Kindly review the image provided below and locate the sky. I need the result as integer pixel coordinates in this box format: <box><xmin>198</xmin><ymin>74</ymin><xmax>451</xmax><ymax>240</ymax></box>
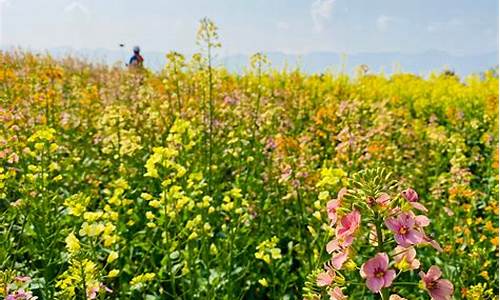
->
<box><xmin>0</xmin><ymin>0</ymin><xmax>498</xmax><ymax>56</ymax></box>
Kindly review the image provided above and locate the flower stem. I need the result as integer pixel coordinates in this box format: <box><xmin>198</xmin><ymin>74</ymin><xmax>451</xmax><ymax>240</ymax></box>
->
<box><xmin>380</xmin><ymin>289</ymin><xmax>389</xmax><ymax>300</ymax></box>
<box><xmin>394</xmin><ymin>281</ymin><xmax>419</xmax><ymax>286</ymax></box>
<box><xmin>375</xmin><ymin>214</ymin><xmax>384</xmax><ymax>252</ymax></box>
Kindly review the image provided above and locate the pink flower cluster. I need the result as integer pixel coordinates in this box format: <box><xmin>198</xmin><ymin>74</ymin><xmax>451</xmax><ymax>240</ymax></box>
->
<box><xmin>5</xmin><ymin>276</ymin><xmax>37</xmax><ymax>300</ymax></box>
<box><xmin>6</xmin><ymin>290</ymin><xmax>37</xmax><ymax>300</ymax></box>
<box><xmin>87</xmin><ymin>283</ymin><xmax>113</xmax><ymax>299</ymax></box>
<box><xmin>315</xmin><ymin>187</ymin><xmax>454</xmax><ymax>300</ymax></box>
<box><xmin>325</xmin><ymin>188</ymin><xmax>360</xmax><ymax>269</ymax></box>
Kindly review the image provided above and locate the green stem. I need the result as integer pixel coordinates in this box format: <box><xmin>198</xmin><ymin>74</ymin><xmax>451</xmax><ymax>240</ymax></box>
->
<box><xmin>380</xmin><ymin>289</ymin><xmax>389</xmax><ymax>300</ymax></box>
<box><xmin>394</xmin><ymin>282</ymin><xmax>419</xmax><ymax>286</ymax></box>
<box><xmin>207</xmin><ymin>43</ymin><xmax>213</xmax><ymax>194</ymax></box>
<box><xmin>375</xmin><ymin>214</ymin><xmax>384</xmax><ymax>252</ymax></box>
<box><xmin>374</xmin><ymin>215</ymin><xmax>389</xmax><ymax>300</ymax></box>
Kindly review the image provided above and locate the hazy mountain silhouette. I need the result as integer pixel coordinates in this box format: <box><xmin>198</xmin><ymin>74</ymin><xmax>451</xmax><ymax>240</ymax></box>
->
<box><xmin>2</xmin><ymin>46</ymin><xmax>497</xmax><ymax>76</ymax></box>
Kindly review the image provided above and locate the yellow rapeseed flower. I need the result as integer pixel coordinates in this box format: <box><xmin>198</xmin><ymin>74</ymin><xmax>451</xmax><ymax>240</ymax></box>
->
<box><xmin>107</xmin><ymin>251</ymin><xmax>119</xmax><ymax>263</ymax></box>
<box><xmin>65</xmin><ymin>232</ymin><xmax>80</xmax><ymax>254</ymax></box>
<box><xmin>108</xmin><ymin>269</ymin><xmax>119</xmax><ymax>277</ymax></box>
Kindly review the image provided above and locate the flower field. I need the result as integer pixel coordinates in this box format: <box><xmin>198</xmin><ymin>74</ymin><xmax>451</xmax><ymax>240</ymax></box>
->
<box><xmin>0</xmin><ymin>24</ymin><xmax>498</xmax><ymax>300</ymax></box>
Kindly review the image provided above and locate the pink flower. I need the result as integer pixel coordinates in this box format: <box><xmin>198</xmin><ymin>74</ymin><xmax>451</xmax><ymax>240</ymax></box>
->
<box><xmin>326</xmin><ymin>209</ymin><xmax>360</xmax><ymax>254</ymax></box>
<box><xmin>327</xmin><ymin>200</ymin><xmax>341</xmax><ymax>224</ymax></box>
<box><xmin>87</xmin><ymin>284</ymin><xmax>112</xmax><ymax>300</ymax></box>
<box><xmin>375</xmin><ymin>193</ymin><xmax>390</xmax><ymax>206</ymax></box>
<box><xmin>326</xmin><ymin>188</ymin><xmax>347</xmax><ymax>225</ymax></box>
<box><xmin>414</xmin><ymin>215</ymin><xmax>430</xmax><ymax>227</ymax></box>
<box><xmin>326</xmin><ymin>235</ymin><xmax>353</xmax><ymax>254</ymax></box>
<box><xmin>316</xmin><ymin>262</ymin><xmax>336</xmax><ymax>287</ymax></box>
<box><xmin>331</xmin><ymin>250</ymin><xmax>349</xmax><ymax>270</ymax></box>
<box><xmin>385</xmin><ymin>213</ymin><xmax>424</xmax><ymax>247</ymax></box>
<box><xmin>87</xmin><ymin>286</ymin><xmax>99</xmax><ymax>300</ymax></box>
<box><xmin>14</xmin><ymin>276</ymin><xmax>31</xmax><ymax>283</ymax></box>
<box><xmin>336</xmin><ymin>210</ymin><xmax>361</xmax><ymax>238</ymax></box>
<box><xmin>360</xmin><ymin>253</ymin><xmax>396</xmax><ymax>293</ymax></box>
<box><xmin>419</xmin><ymin>266</ymin><xmax>454</xmax><ymax>300</ymax></box>
<box><xmin>410</xmin><ymin>202</ymin><xmax>428</xmax><ymax>212</ymax></box>
<box><xmin>102</xmin><ymin>284</ymin><xmax>112</xmax><ymax>293</ymax></box>
<box><xmin>316</xmin><ymin>272</ymin><xmax>334</xmax><ymax>287</ymax></box>
<box><xmin>402</xmin><ymin>188</ymin><xmax>428</xmax><ymax>212</ymax></box>
<box><xmin>6</xmin><ymin>290</ymin><xmax>37</xmax><ymax>300</ymax></box>
<box><xmin>393</xmin><ymin>246</ymin><xmax>420</xmax><ymax>270</ymax></box>
<box><xmin>402</xmin><ymin>188</ymin><xmax>418</xmax><ymax>202</ymax></box>
<box><xmin>329</xmin><ymin>287</ymin><xmax>347</xmax><ymax>300</ymax></box>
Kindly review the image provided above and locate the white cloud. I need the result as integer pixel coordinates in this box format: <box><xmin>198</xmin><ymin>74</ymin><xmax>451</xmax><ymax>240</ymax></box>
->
<box><xmin>311</xmin><ymin>0</ymin><xmax>335</xmax><ymax>32</ymax></box>
<box><xmin>376</xmin><ymin>15</ymin><xmax>397</xmax><ymax>32</ymax></box>
<box><xmin>276</xmin><ymin>21</ymin><xmax>290</xmax><ymax>30</ymax></box>
<box><xmin>64</xmin><ymin>1</ymin><xmax>90</xmax><ymax>15</ymax></box>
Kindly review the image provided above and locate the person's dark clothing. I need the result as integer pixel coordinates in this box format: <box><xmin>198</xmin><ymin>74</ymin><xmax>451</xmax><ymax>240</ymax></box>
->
<box><xmin>129</xmin><ymin>54</ymin><xmax>144</xmax><ymax>67</ymax></box>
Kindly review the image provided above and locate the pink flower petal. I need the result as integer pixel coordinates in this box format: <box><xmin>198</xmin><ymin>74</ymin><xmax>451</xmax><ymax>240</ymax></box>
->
<box><xmin>402</xmin><ymin>188</ymin><xmax>418</xmax><ymax>202</ymax></box>
<box><xmin>383</xmin><ymin>269</ymin><xmax>396</xmax><ymax>287</ymax></box>
<box><xmin>393</xmin><ymin>246</ymin><xmax>419</xmax><ymax>270</ymax></box>
<box><xmin>376</xmin><ymin>193</ymin><xmax>390</xmax><ymax>205</ymax></box>
<box><xmin>410</xmin><ymin>259</ymin><xmax>421</xmax><ymax>269</ymax></box>
<box><xmin>411</xmin><ymin>202</ymin><xmax>428</xmax><ymax>212</ymax></box>
<box><xmin>395</xmin><ymin>234</ymin><xmax>411</xmax><ymax>247</ymax></box>
<box><xmin>366</xmin><ymin>277</ymin><xmax>384</xmax><ymax>293</ymax></box>
<box><xmin>400</xmin><ymin>213</ymin><xmax>415</xmax><ymax>228</ymax></box>
<box><xmin>326</xmin><ymin>240</ymin><xmax>339</xmax><ymax>254</ymax></box>
<box><xmin>385</xmin><ymin>218</ymin><xmax>400</xmax><ymax>232</ymax></box>
<box><xmin>377</xmin><ymin>252</ymin><xmax>389</xmax><ymax>268</ymax></box>
<box><xmin>337</xmin><ymin>188</ymin><xmax>347</xmax><ymax>200</ymax></box>
<box><xmin>360</xmin><ymin>263</ymin><xmax>367</xmax><ymax>278</ymax></box>
<box><xmin>316</xmin><ymin>272</ymin><xmax>333</xmax><ymax>287</ymax></box>
<box><xmin>329</xmin><ymin>287</ymin><xmax>347</xmax><ymax>300</ymax></box>
<box><xmin>406</xmin><ymin>229</ymin><xmax>424</xmax><ymax>244</ymax></box>
<box><xmin>393</xmin><ymin>246</ymin><xmax>406</xmax><ymax>262</ymax></box>
<box><xmin>430</xmin><ymin>279</ymin><xmax>454</xmax><ymax>300</ymax></box>
<box><xmin>331</xmin><ymin>251</ymin><xmax>348</xmax><ymax>269</ymax></box>
<box><xmin>406</xmin><ymin>247</ymin><xmax>417</xmax><ymax>261</ymax></box>
<box><xmin>337</xmin><ymin>210</ymin><xmax>361</xmax><ymax>237</ymax></box>
<box><xmin>415</xmin><ymin>215</ymin><xmax>430</xmax><ymax>227</ymax></box>
<box><xmin>423</xmin><ymin>236</ymin><xmax>443</xmax><ymax>252</ymax></box>
<box><xmin>327</xmin><ymin>199</ymin><xmax>340</xmax><ymax>221</ymax></box>
<box><xmin>426</xmin><ymin>265</ymin><xmax>443</xmax><ymax>281</ymax></box>
<box><xmin>342</xmin><ymin>235</ymin><xmax>354</xmax><ymax>248</ymax></box>
<box><xmin>361</xmin><ymin>260</ymin><xmax>376</xmax><ymax>277</ymax></box>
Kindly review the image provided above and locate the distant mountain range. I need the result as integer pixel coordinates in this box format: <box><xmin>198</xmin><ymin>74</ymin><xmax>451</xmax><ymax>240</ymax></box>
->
<box><xmin>2</xmin><ymin>46</ymin><xmax>498</xmax><ymax>76</ymax></box>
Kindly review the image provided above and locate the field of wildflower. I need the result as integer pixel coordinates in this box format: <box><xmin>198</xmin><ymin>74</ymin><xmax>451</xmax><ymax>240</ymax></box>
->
<box><xmin>0</xmin><ymin>20</ymin><xmax>498</xmax><ymax>300</ymax></box>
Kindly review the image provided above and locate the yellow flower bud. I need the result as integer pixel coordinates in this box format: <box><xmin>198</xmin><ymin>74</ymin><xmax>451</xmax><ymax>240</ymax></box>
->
<box><xmin>107</xmin><ymin>251</ymin><xmax>119</xmax><ymax>263</ymax></box>
<box><xmin>108</xmin><ymin>269</ymin><xmax>119</xmax><ymax>277</ymax></box>
<box><xmin>258</xmin><ymin>278</ymin><xmax>268</xmax><ymax>287</ymax></box>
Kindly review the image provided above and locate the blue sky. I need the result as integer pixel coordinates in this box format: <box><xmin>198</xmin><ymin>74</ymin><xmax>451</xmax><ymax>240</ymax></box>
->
<box><xmin>0</xmin><ymin>0</ymin><xmax>498</xmax><ymax>55</ymax></box>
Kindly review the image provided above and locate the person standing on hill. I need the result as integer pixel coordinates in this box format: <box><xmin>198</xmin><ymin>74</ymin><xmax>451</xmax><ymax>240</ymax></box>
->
<box><xmin>128</xmin><ymin>46</ymin><xmax>144</xmax><ymax>68</ymax></box>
